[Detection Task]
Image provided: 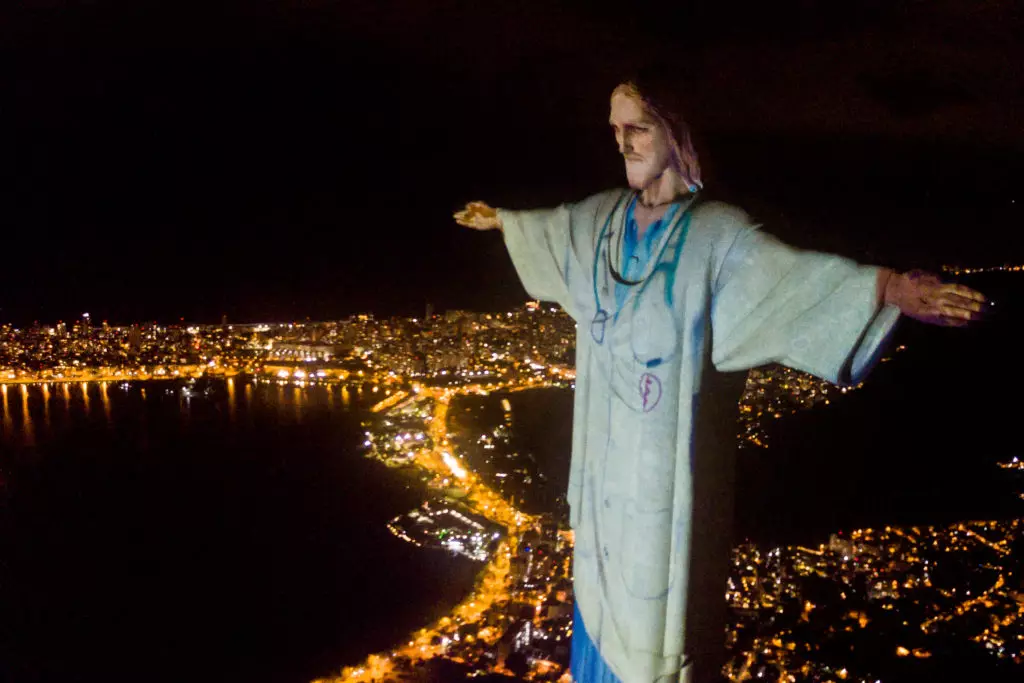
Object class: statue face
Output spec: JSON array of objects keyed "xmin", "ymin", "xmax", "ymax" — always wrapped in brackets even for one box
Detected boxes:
[{"xmin": 609, "ymin": 91, "xmax": 675, "ymax": 191}]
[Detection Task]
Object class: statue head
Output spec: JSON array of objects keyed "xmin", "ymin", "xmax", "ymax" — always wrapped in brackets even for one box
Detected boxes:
[{"xmin": 609, "ymin": 68, "xmax": 702, "ymax": 197}]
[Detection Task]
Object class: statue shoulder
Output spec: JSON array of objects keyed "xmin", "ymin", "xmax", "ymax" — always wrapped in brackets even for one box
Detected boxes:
[
  {"xmin": 686, "ymin": 198, "xmax": 763, "ymax": 274},
  {"xmin": 688, "ymin": 198, "xmax": 756, "ymax": 236}
]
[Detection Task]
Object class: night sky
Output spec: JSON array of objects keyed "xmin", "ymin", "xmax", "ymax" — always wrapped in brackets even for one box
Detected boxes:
[{"xmin": 5, "ymin": 1, "xmax": 1022, "ymax": 325}]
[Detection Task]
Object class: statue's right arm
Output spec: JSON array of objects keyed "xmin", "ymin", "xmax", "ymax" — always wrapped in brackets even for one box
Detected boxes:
[
  {"xmin": 454, "ymin": 201, "xmax": 503, "ymax": 232},
  {"xmin": 456, "ymin": 199, "xmax": 578, "ymax": 314}
]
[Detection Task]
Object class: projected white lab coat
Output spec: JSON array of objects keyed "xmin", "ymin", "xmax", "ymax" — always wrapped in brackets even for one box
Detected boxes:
[{"xmin": 497, "ymin": 189, "xmax": 899, "ymax": 682}]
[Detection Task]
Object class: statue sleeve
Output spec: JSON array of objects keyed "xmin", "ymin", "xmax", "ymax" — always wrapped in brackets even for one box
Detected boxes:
[
  {"xmin": 497, "ymin": 204, "xmax": 579, "ymax": 317},
  {"xmin": 709, "ymin": 214, "xmax": 900, "ymax": 385}
]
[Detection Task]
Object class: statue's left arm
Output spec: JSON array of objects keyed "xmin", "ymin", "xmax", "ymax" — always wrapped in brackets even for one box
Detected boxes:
[{"xmin": 707, "ymin": 204, "xmax": 985, "ymax": 385}]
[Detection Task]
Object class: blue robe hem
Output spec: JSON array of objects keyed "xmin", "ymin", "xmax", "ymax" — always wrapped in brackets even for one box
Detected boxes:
[{"xmin": 570, "ymin": 604, "xmax": 623, "ymax": 683}]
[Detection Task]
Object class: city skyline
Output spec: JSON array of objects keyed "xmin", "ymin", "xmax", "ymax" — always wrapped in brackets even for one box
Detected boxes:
[{"xmin": 3, "ymin": 257, "xmax": 1019, "ymax": 328}]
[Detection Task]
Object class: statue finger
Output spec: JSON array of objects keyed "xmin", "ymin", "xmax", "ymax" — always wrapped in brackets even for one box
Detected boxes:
[
  {"xmin": 946, "ymin": 284, "xmax": 987, "ymax": 303},
  {"xmin": 944, "ymin": 293, "xmax": 985, "ymax": 313},
  {"xmin": 938, "ymin": 302, "xmax": 978, "ymax": 322}
]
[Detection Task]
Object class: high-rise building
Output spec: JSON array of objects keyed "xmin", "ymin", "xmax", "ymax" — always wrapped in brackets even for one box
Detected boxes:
[
  {"xmin": 128, "ymin": 325, "xmax": 142, "ymax": 353},
  {"xmin": 79, "ymin": 312, "xmax": 92, "ymax": 339}
]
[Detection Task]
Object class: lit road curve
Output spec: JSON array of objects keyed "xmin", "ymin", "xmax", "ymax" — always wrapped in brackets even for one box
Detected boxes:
[{"xmin": 317, "ymin": 380, "xmax": 550, "ymax": 683}]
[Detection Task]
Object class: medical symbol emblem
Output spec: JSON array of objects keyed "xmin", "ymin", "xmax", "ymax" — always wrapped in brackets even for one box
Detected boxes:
[{"xmin": 639, "ymin": 372, "xmax": 662, "ymax": 412}]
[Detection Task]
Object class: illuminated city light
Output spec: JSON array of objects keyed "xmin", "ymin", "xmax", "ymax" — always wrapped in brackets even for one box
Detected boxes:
[{"xmin": 441, "ymin": 451, "xmax": 467, "ymax": 480}]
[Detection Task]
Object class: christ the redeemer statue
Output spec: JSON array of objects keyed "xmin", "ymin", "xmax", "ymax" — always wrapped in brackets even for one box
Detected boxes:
[{"xmin": 454, "ymin": 71, "xmax": 986, "ymax": 683}]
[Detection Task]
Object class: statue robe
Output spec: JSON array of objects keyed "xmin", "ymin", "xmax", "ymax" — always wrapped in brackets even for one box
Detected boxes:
[{"xmin": 497, "ymin": 189, "xmax": 900, "ymax": 682}]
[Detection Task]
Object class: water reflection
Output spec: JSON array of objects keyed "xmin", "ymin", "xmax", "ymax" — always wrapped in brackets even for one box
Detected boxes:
[
  {"xmin": 100, "ymin": 382, "xmax": 112, "ymax": 424},
  {"xmin": 293, "ymin": 385, "xmax": 304, "ymax": 422},
  {"xmin": 21, "ymin": 385, "xmax": 35, "ymax": 445},
  {"xmin": 181, "ymin": 388, "xmax": 192, "ymax": 423},
  {"xmin": 227, "ymin": 378, "xmax": 236, "ymax": 422},
  {"xmin": 42, "ymin": 383, "xmax": 51, "ymax": 428},
  {"xmin": 2, "ymin": 385, "xmax": 12, "ymax": 434},
  {"xmin": 0, "ymin": 378, "xmax": 361, "ymax": 447}
]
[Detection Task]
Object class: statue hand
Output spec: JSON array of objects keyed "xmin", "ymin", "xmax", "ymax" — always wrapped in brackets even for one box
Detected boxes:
[
  {"xmin": 454, "ymin": 201, "xmax": 502, "ymax": 231},
  {"xmin": 886, "ymin": 270, "xmax": 989, "ymax": 327}
]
